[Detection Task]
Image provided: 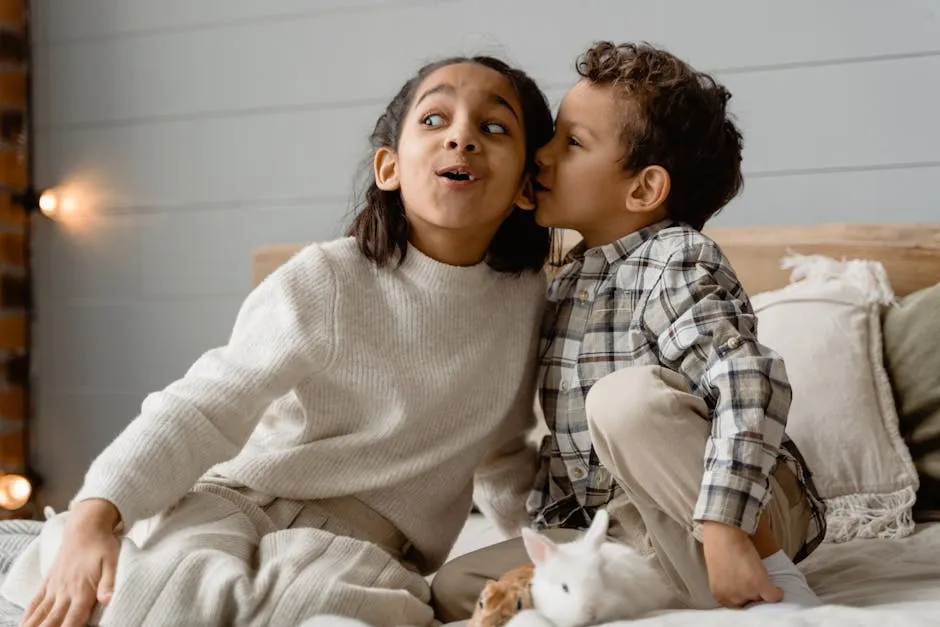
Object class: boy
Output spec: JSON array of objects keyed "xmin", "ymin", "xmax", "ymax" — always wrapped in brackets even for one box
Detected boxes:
[{"xmin": 432, "ymin": 42, "xmax": 826, "ymax": 620}]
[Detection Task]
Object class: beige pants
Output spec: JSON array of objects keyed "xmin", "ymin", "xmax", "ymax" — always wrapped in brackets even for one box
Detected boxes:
[
  {"xmin": 3, "ymin": 481, "xmax": 434, "ymax": 627},
  {"xmin": 431, "ymin": 366, "xmax": 812, "ymax": 620}
]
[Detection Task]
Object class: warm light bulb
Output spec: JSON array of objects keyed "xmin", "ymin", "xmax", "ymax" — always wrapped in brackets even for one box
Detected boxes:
[
  {"xmin": 0, "ymin": 473, "xmax": 31, "ymax": 510},
  {"xmin": 38, "ymin": 190, "xmax": 59, "ymax": 217}
]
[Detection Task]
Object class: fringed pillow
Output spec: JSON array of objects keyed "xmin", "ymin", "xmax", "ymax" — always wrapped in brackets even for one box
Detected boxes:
[{"xmin": 750, "ymin": 254, "xmax": 918, "ymax": 543}]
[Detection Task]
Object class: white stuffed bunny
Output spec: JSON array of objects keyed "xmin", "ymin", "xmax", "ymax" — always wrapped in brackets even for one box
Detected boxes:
[{"xmin": 506, "ymin": 509, "xmax": 675, "ymax": 627}]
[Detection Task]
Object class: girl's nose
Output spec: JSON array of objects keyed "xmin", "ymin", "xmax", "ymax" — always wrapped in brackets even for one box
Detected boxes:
[
  {"xmin": 446, "ymin": 138, "xmax": 477, "ymax": 152},
  {"xmin": 445, "ymin": 121, "xmax": 479, "ymax": 153}
]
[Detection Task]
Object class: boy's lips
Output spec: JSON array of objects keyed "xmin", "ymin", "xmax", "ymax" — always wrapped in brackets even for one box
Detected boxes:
[{"xmin": 534, "ymin": 179, "xmax": 551, "ymax": 193}]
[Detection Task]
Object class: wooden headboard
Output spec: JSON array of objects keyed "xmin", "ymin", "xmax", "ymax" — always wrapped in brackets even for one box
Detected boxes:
[
  {"xmin": 252, "ymin": 223, "xmax": 940, "ymax": 297},
  {"xmin": 703, "ymin": 223, "xmax": 940, "ymax": 297}
]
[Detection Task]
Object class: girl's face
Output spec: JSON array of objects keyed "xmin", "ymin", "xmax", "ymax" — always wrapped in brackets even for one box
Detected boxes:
[{"xmin": 374, "ymin": 63, "xmax": 530, "ymax": 255}]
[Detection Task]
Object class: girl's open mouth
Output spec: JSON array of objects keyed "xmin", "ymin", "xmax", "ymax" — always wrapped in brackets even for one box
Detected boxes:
[{"xmin": 436, "ymin": 164, "xmax": 483, "ymax": 185}]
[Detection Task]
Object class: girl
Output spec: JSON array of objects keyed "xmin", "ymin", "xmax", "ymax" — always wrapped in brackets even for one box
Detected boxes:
[{"xmin": 4, "ymin": 55, "xmax": 554, "ymax": 627}]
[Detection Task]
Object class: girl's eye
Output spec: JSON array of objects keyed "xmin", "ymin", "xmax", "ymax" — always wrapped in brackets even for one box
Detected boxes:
[
  {"xmin": 516, "ymin": 598, "xmax": 523, "ymax": 610},
  {"xmin": 423, "ymin": 113, "xmax": 445, "ymax": 127},
  {"xmin": 483, "ymin": 121, "xmax": 507, "ymax": 134},
  {"xmin": 567, "ymin": 136, "xmax": 581, "ymax": 148},
  {"xmin": 478, "ymin": 598, "xmax": 484, "ymax": 609}
]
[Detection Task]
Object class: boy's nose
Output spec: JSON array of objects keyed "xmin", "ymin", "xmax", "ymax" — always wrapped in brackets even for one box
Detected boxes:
[
  {"xmin": 535, "ymin": 144, "xmax": 552, "ymax": 169},
  {"xmin": 535, "ymin": 148, "xmax": 551, "ymax": 174}
]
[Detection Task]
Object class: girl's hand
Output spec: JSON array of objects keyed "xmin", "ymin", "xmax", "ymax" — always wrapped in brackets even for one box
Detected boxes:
[
  {"xmin": 21, "ymin": 499, "xmax": 121, "ymax": 627},
  {"xmin": 702, "ymin": 521, "xmax": 783, "ymax": 608}
]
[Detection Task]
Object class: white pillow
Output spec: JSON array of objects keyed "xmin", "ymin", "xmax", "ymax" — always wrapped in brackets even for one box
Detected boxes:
[{"xmin": 751, "ymin": 254, "xmax": 918, "ymax": 542}]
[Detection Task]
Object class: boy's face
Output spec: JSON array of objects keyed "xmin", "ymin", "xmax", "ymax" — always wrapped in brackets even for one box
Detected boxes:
[{"xmin": 534, "ymin": 81, "xmax": 638, "ymax": 247}]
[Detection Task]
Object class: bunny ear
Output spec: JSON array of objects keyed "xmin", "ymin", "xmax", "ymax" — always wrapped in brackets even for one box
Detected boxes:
[
  {"xmin": 584, "ymin": 508, "xmax": 609, "ymax": 549},
  {"xmin": 521, "ymin": 527, "xmax": 557, "ymax": 566}
]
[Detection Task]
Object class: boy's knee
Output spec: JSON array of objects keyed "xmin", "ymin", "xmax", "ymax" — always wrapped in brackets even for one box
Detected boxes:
[
  {"xmin": 586, "ymin": 366, "xmax": 673, "ymax": 444},
  {"xmin": 430, "ymin": 559, "xmax": 481, "ymax": 622}
]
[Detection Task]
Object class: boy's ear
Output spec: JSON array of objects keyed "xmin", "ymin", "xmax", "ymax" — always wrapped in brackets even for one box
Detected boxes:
[
  {"xmin": 513, "ymin": 175, "xmax": 536, "ymax": 211},
  {"xmin": 374, "ymin": 146, "xmax": 401, "ymax": 191},
  {"xmin": 625, "ymin": 165, "xmax": 669, "ymax": 215}
]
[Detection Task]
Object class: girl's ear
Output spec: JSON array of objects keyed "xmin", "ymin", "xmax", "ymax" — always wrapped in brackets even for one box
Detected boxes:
[
  {"xmin": 374, "ymin": 146, "xmax": 401, "ymax": 191},
  {"xmin": 513, "ymin": 175, "xmax": 536, "ymax": 211}
]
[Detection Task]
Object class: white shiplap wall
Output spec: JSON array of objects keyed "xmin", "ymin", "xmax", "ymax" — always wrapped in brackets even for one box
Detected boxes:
[{"xmin": 29, "ymin": 0, "xmax": 940, "ymax": 507}]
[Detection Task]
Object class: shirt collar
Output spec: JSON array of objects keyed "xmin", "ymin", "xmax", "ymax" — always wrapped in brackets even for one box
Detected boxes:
[{"xmin": 563, "ymin": 219, "xmax": 678, "ymax": 265}]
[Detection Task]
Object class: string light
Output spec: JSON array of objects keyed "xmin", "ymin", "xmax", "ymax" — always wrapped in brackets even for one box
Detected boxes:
[
  {"xmin": 37, "ymin": 188, "xmax": 58, "ymax": 217},
  {"xmin": 12, "ymin": 186, "xmax": 80, "ymax": 220},
  {"xmin": 35, "ymin": 188, "xmax": 78, "ymax": 220},
  {"xmin": 0, "ymin": 473, "xmax": 31, "ymax": 510}
]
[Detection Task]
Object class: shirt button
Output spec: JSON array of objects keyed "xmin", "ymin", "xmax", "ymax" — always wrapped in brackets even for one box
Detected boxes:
[
  {"xmin": 560, "ymin": 380, "xmax": 570, "ymax": 392},
  {"xmin": 727, "ymin": 336, "xmax": 743, "ymax": 350},
  {"xmin": 577, "ymin": 289, "xmax": 590, "ymax": 302},
  {"xmin": 572, "ymin": 466, "xmax": 586, "ymax": 480}
]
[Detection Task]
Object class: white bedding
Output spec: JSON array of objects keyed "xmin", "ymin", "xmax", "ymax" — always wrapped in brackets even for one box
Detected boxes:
[{"xmin": 448, "ymin": 517, "xmax": 940, "ymax": 626}]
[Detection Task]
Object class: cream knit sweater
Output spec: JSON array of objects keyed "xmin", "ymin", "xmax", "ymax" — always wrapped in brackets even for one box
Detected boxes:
[{"xmin": 71, "ymin": 237, "xmax": 545, "ymax": 573}]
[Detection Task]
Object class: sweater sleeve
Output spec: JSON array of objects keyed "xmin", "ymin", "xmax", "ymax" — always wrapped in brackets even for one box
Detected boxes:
[
  {"xmin": 472, "ymin": 306, "xmax": 542, "ymax": 538},
  {"xmin": 70, "ymin": 245, "xmax": 337, "ymax": 528}
]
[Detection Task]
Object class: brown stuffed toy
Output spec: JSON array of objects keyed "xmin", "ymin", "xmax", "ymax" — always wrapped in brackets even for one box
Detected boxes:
[{"xmin": 468, "ymin": 563, "xmax": 534, "ymax": 627}]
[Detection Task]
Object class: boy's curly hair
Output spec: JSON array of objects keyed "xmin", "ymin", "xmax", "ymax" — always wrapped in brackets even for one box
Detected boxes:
[{"xmin": 577, "ymin": 42, "xmax": 743, "ymax": 230}]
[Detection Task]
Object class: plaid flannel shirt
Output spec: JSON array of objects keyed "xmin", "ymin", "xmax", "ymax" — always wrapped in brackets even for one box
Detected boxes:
[{"xmin": 527, "ymin": 220, "xmax": 826, "ymax": 562}]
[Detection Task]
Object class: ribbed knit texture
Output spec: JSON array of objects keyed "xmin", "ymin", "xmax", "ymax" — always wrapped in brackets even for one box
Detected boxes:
[{"xmin": 71, "ymin": 237, "xmax": 545, "ymax": 573}]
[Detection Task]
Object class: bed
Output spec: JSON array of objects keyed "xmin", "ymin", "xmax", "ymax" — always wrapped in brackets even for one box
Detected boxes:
[
  {"xmin": 0, "ymin": 520, "xmax": 42, "ymax": 625},
  {"xmin": 2, "ymin": 223, "xmax": 937, "ymax": 626},
  {"xmin": 257, "ymin": 222, "xmax": 940, "ymax": 626}
]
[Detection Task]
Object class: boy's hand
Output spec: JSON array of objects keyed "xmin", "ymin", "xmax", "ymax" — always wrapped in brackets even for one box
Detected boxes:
[{"xmin": 702, "ymin": 521, "xmax": 783, "ymax": 608}]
